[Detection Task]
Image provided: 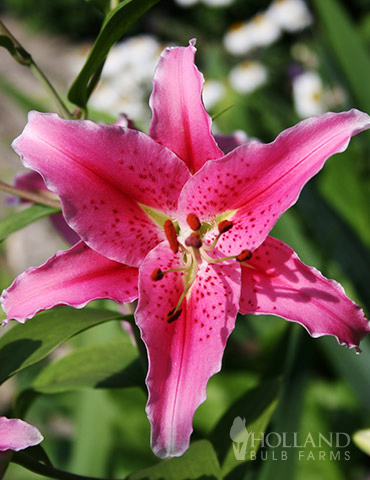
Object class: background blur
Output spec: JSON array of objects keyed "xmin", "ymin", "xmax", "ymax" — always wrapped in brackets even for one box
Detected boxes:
[{"xmin": 0, "ymin": 0, "xmax": 369, "ymax": 479}]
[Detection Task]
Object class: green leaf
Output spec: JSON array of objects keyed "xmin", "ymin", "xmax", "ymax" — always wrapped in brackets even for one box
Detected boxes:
[
  {"xmin": 0, "ymin": 34, "xmax": 16, "ymax": 57},
  {"xmin": 317, "ymin": 141, "xmax": 370, "ymax": 247},
  {"xmin": 297, "ymin": 185, "xmax": 370, "ymax": 310},
  {"xmin": 18, "ymin": 444, "xmax": 52, "ymax": 467},
  {"xmin": 68, "ymin": 0, "xmax": 158, "ymax": 109},
  {"xmin": 0, "ymin": 204, "xmax": 60, "ymax": 242},
  {"xmin": 312, "ymin": 0, "xmax": 370, "ymax": 112},
  {"xmin": 318, "ymin": 336, "xmax": 370, "ymax": 413},
  {"xmin": 258, "ymin": 329, "xmax": 312, "ymax": 480},
  {"xmin": 0, "ymin": 307, "xmax": 126, "ymax": 384},
  {"xmin": 209, "ymin": 377, "xmax": 281, "ymax": 478},
  {"xmin": 125, "ymin": 440, "xmax": 222, "ymax": 480},
  {"xmin": 32, "ymin": 339, "xmax": 144, "ymax": 393}
]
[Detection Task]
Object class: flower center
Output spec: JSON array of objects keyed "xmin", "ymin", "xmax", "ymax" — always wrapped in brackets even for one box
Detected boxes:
[{"xmin": 151, "ymin": 213, "xmax": 252, "ymax": 323}]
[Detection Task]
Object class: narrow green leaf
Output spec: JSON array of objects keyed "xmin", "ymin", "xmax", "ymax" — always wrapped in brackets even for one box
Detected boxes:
[
  {"xmin": 68, "ymin": 0, "xmax": 158, "ymax": 108},
  {"xmin": 125, "ymin": 440, "xmax": 222, "ymax": 480},
  {"xmin": 297, "ymin": 185, "xmax": 370, "ymax": 310},
  {"xmin": 312, "ymin": 0, "xmax": 370, "ymax": 112},
  {"xmin": 68, "ymin": 390, "xmax": 113, "ymax": 477},
  {"xmin": 32, "ymin": 339, "xmax": 143, "ymax": 393},
  {"xmin": 209, "ymin": 378, "xmax": 281, "ymax": 478},
  {"xmin": 0, "ymin": 35, "xmax": 16, "ymax": 57},
  {"xmin": 14, "ymin": 388, "xmax": 39, "ymax": 418},
  {"xmin": 0, "ymin": 204, "xmax": 60, "ymax": 242},
  {"xmin": 19, "ymin": 444, "xmax": 53, "ymax": 467},
  {"xmin": 0, "ymin": 307, "xmax": 127, "ymax": 384},
  {"xmin": 258, "ymin": 329, "xmax": 312, "ymax": 480},
  {"xmin": 318, "ymin": 336, "xmax": 370, "ymax": 413}
]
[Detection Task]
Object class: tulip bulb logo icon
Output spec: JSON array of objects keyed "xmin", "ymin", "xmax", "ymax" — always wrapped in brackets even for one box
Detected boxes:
[{"xmin": 230, "ymin": 417, "xmax": 250, "ymax": 460}]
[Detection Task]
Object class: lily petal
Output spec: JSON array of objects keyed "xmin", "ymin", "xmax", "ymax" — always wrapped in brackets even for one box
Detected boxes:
[
  {"xmin": 214, "ymin": 130, "xmax": 249, "ymax": 154},
  {"xmin": 49, "ymin": 214, "xmax": 80, "ymax": 246},
  {"xmin": 136, "ymin": 242, "xmax": 240, "ymax": 457},
  {"xmin": 14, "ymin": 170, "xmax": 47, "ymax": 192},
  {"xmin": 0, "ymin": 417, "xmax": 43, "ymax": 451},
  {"xmin": 149, "ymin": 40, "xmax": 223, "ymax": 173},
  {"xmin": 12, "ymin": 111, "xmax": 191, "ymax": 267},
  {"xmin": 1, "ymin": 241, "xmax": 138, "ymax": 323},
  {"xmin": 178, "ymin": 109, "xmax": 370, "ymax": 254},
  {"xmin": 14, "ymin": 171, "xmax": 80, "ymax": 245},
  {"xmin": 239, "ymin": 236, "xmax": 370, "ymax": 350}
]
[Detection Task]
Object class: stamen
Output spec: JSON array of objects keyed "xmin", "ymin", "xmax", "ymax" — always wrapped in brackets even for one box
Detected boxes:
[
  {"xmin": 151, "ymin": 268, "xmax": 164, "ymax": 281},
  {"xmin": 200, "ymin": 247, "xmax": 254, "ymax": 265},
  {"xmin": 150, "ymin": 251, "xmax": 193, "ymax": 283},
  {"xmin": 236, "ymin": 249, "xmax": 253, "ymax": 262},
  {"xmin": 187, "ymin": 213, "xmax": 201, "ymax": 231},
  {"xmin": 164, "ymin": 219, "xmax": 179, "ymax": 254},
  {"xmin": 203, "ymin": 220, "xmax": 234, "ymax": 252},
  {"xmin": 185, "ymin": 232, "xmax": 202, "ymax": 248},
  {"xmin": 218, "ymin": 220, "xmax": 233, "ymax": 234},
  {"xmin": 200, "ymin": 248, "xmax": 235, "ymax": 264},
  {"xmin": 166, "ymin": 308, "xmax": 183, "ymax": 323}
]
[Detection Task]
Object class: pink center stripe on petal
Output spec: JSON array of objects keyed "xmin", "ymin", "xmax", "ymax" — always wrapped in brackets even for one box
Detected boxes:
[
  {"xmin": 12, "ymin": 112, "xmax": 191, "ymax": 267},
  {"xmin": 149, "ymin": 41, "xmax": 223, "ymax": 173},
  {"xmin": 136, "ymin": 241, "xmax": 240, "ymax": 457},
  {"xmin": 178, "ymin": 109, "xmax": 370, "ymax": 255},
  {"xmin": 1, "ymin": 241, "xmax": 138, "ymax": 322}
]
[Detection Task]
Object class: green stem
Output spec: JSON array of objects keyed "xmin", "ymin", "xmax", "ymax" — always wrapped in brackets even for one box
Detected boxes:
[
  {"xmin": 0, "ymin": 180, "xmax": 61, "ymax": 209},
  {"xmin": 13, "ymin": 452, "xmax": 115, "ymax": 480},
  {"xmin": 0, "ymin": 20, "xmax": 72, "ymax": 118},
  {"xmin": 30, "ymin": 63, "xmax": 72, "ymax": 118}
]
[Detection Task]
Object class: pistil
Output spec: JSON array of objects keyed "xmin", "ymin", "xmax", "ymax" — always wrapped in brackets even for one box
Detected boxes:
[
  {"xmin": 185, "ymin": 232, "xmax": 202, "ymax": 248},
  {"xmin": 153, "ymin": 214, "xmax": 253, "ymax": 324}
]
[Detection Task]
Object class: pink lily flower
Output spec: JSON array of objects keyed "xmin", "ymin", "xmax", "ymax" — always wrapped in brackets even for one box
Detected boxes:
[
  {"xmin": 1, "ymin": 41, "xmax": 369, "ymax": 458},
  {"xmin": 0, "ymin": 417, "xmax": 43, "ymax": 451}
]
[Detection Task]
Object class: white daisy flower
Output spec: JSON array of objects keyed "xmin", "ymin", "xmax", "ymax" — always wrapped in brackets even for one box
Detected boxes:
[
  {"xmin": 229, "ymin": 61, "xmax": 268, "ymax": 93},
  {"xmin": 267, "ymin": 0, "xmax": 312, "ymax": 33},
  {"xmin": 292, "ymin": 71, "xmax": 325, "ymax": 117},
  {"xmin": 202, "ymin": 80, "xmax": 226, "ymax": 110}
]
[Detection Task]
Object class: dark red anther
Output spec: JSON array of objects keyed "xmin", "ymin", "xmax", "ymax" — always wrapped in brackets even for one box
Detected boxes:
[
  {"xmin": 166, "ymin": 308, "xmax": 182, "ymax": 323},
  {"xmin": 186, "ymin": 213, "xmax": 201, "ymax": 231},
  {"xmin": 218, "ymin": 220, "xmax": 233, "ymax": 234},
  {"xmin": 236, "ymin": 249, "xmax": 252, "ymax": 262},
  {"xmin": 164, "ymin": 219, "xmax": 179, "ymax": 254},
  {"xmin": 185, "ymin": 232, "xmax": 202, "ymax": 249},
  {"xmin": 151, "ymin": 268, "xmax": 164, "ymax": 281}
]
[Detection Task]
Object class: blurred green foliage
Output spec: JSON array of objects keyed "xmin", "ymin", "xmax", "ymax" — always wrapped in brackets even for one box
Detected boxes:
[
  {"xmin": 2, "ymin": 0, "xmax": 103, "ymax": 39},
  {"xmin": 0, "ymin": 0, "xmax": 369, "ymax": 479}
]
